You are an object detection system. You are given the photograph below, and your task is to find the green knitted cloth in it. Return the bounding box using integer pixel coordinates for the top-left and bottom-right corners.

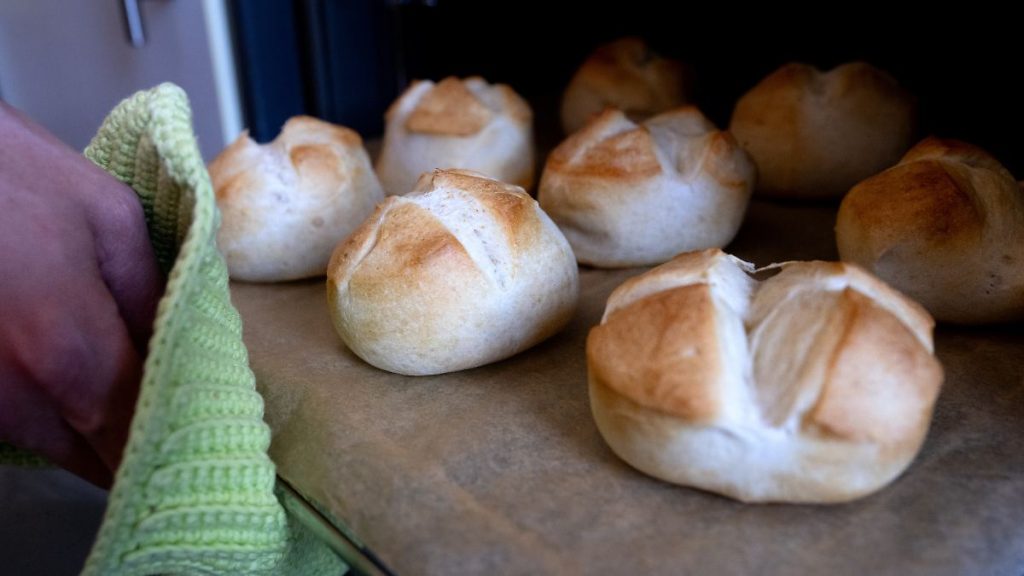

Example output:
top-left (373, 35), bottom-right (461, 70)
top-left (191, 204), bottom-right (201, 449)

top-left (72, 84), bottom-right (345, 575)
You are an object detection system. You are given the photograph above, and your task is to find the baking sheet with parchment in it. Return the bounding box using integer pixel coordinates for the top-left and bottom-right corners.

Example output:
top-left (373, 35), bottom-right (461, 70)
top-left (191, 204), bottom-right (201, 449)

top-left (232, 200), bottom-right (1024, 576)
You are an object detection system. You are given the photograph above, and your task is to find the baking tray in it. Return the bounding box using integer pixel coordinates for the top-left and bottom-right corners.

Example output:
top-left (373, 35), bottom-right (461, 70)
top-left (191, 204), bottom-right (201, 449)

top-left (232, 199), bottom-right (1024, 575)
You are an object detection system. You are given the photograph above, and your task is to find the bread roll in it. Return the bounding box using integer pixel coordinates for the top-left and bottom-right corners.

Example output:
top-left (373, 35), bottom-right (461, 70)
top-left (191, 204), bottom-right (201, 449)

top-left (210, 116), bottom-right (384, 282)
top-left (837, 138), bottom-right (1024, 324)
top-left (587, 249), bottom-right (943, 503)
top-left (561, 37), bottom-right (691, 135)
top-left (327, 169), bottom-right (578, 376)
top-left (375, 76), bottom-right (534, 195)
top-left (729, 62), bottom-right (916, 199)
top-left (539, 107), bottom-right (754, 268)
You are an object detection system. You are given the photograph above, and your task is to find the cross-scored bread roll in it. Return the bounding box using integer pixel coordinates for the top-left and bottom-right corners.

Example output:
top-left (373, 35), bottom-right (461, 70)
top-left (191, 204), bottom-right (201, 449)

top-left (375, 76), bottom-right (534, 195)
top-left (210, 116), bottom-right (384, 282)
top-left (327, 169), bottom-right (578, 376)
top-left (561, 37), bottom-right (691, 135)
top-left (539, 107), bottom-right (755, 268)
top-left (837, 138), bottom-right (1024, 324)
top-left (587, 249), bottom-right (943, 503)
top-left (729, 62), bottom-right (916, 199)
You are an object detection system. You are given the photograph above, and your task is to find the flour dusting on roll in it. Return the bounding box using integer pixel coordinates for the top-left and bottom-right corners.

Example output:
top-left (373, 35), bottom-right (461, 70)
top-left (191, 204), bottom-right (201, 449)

top-left (587, 249), bottom-right (943, 503)
top-left (328, 169), bottom-right (578, 376)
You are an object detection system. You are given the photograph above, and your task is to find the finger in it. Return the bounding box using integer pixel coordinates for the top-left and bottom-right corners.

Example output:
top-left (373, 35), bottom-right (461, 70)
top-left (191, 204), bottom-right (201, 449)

top-left (58, 271), bottom-right (144, 473)
top-left (88, 184), bottom-right (165, 355)
top-left (0, 363), bottom-right (112, 488)
top-left (10, 266), bottom-right (143, 475)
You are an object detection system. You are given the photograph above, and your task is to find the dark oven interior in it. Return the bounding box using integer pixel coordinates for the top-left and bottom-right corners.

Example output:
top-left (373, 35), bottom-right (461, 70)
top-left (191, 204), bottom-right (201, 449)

top-left (231, 1), bottom-right (1023, 175)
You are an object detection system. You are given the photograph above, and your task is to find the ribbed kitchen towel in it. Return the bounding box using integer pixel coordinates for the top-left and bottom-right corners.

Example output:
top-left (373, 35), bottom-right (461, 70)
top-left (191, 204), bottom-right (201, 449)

top-left (73, 83), bottom-right (344, 576)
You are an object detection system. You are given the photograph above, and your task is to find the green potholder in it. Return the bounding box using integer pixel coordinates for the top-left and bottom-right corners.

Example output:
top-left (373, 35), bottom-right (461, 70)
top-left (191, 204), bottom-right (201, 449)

top-left (76, 84), bottom-right (344, 576)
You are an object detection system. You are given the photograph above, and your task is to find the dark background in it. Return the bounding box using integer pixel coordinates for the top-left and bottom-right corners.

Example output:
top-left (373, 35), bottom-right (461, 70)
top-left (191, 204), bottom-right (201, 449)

top-left (231, 0), bottom-right (1022, 175)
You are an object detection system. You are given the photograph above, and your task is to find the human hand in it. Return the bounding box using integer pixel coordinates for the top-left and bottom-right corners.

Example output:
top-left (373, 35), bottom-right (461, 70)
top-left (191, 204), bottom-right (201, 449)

top-left (0, 101), bottom-right (164, 487)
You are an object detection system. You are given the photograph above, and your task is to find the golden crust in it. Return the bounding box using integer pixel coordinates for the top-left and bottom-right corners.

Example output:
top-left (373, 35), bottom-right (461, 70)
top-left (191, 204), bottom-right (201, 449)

top-left (546, 109), bottom-right (662, 180)
top-left (326, 199), bottom-right (393, 286)
top-left (377, 77), bottom-right (535, 195)
top-left (327, 169), bottom-right (578, 375)
top-left (209, 115), bottom-right (383, 281)
top-left (729, 61), bottom-right (916, 198)
top-left (836, 136), bottom-right (1024, 323)
top-left (281, 115), bottom-right (363, 148)
top-left (900, 136), bottom-right (1011, 176)
top-left (405, 77), bottom-right (492, 136)
top-left (602, 248), bottom-right (733, 316)
top-left (346, 202), bottom-right (476, 304)
top-left (588, 251), bottom-right (941, 442)
top-left (809, 289), bottom-right (943, 444)
top-left (496, 83), bottom-right (533, 124)
top-left (211, 116), bottom-right (364, 204)
top-left (564, 37), bottom-right (687, 127)
top-left (840, 158), bottom-right (983, 259)
top-left (588, 284), bottom-right (722, 422)
top-left (415, 169), bottom-right (543, 254)
top-left (586, 38), bottom-right (684, 106)
top-left (586, 250), bottom-right (944, 503)
top-left (757, 260), bottom-right (937, 349)
top-left (539, 106), bottom-right (754, 268)
top-left (209, 131), bottom-right (255, 199)
top-left (698, 131), bottom-right (755, 189)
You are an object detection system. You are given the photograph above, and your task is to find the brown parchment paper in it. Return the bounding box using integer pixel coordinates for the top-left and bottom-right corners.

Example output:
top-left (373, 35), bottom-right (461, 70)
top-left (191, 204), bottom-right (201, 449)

top-left (232, 200), bottom-right (1024, 576)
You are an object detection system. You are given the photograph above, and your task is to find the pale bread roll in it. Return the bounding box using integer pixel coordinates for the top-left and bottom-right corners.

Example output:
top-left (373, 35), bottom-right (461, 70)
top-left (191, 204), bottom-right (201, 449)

top-left (837, 137), bottom-right (1024, 324)
top-left (539, 107), bottom-right (755, 268)
top-left (561, 37), bottom-right (691, 135)
top-left (588, 249), bottom-right (943, 503)
top-left (730, 62), bottom-right (916, 198)
top-left (375, 76), bottom-right (534, 195)
top-left (327, 169), bottom-right (578, 376)
top-left (210, 116), bottom-right (384, 282)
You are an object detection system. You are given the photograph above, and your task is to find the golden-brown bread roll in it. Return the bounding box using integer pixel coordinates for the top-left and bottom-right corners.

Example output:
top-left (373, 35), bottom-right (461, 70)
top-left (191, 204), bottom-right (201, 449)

top-left (729, 62), bottom-right (916, 199)
top-left (539, 107), bottom-right (755, 268)
top-left (327, 169), bottom-right (578, 376)
top-left (836, 138), bottom-right (1024, 324)
top-left (587, 249), bottom-right (943, 503)
top-left (561, 37), bottom-right (691, 135)
top-left (375, 76), bottom-right (534, 195)
top-left (209, 116), bottom-right (384, 282)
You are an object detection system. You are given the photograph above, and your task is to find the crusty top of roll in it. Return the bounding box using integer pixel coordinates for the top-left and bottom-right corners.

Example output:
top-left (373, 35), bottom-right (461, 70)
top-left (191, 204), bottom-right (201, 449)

top-left (404, 77), bottom-right (491, 135)
top-left (589, 249), bottom-right (939, 443)
top-left (547, 107), bottom-right (749, 187)
top-left (388, 76), bottom-right (532, 137)
top-left (574, 37), bottom-right (685, 110)
top-left (846, 137), bottom-right (1017, 240)
top-left (836, 137), bottom-right (1024, 323)
top-left (729, 61), bottom-right (916, 198)
top-left (839, 138), bottom-right (1002, 252)
top-left (587, 249), bottom-right (942, 502)
top-left (748, 61), bottom-right (909, 104)
top-left (376, 76), bottom-right (536, 195)
top-left (211, 115), bottom-right (364, 205)
top-left (539, 107), bottom-right (754, 268)
top-left (561, 37), bottom-right (688, 133)
top-left (327, 168), bottom-right (578, 375)
top-left (329, 169), bottom-right (547, 295)
top-left (209, 115), bottom-right (383, 281)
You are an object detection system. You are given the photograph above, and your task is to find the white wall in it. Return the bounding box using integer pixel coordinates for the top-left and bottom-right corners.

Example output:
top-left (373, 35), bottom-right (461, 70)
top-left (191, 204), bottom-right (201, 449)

top-left (0, 0), bottom-right (241, 161)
